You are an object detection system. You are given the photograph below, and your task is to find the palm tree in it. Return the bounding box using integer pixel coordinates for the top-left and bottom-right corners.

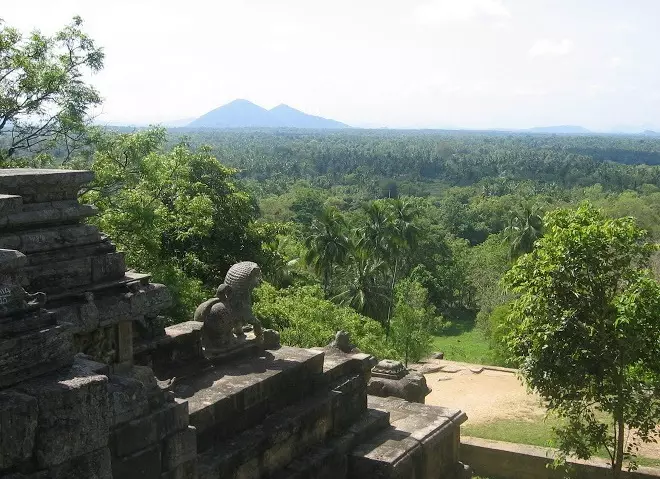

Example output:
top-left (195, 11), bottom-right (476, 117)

top-left (503, 204), bottom-right (543, 259)
top-left (304, 206), bottom-right (350, 295)
top-left (332, 250), bottom-right (389, 322)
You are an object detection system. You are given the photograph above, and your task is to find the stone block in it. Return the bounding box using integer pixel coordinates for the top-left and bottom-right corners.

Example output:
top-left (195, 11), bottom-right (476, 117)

top-left (0, 194), bottom-right (23, 216)
top-left (107, 374), bottom-right (150, 427)
top-left (91, 252), bottom-right (126, 283)
top-left (0, 324), bottom-right (74, 388)
top-left (18, 367), bottom-right (110, 467)
top-left (0, 248), bottom-right (27, 273)
top-left (0, 390), bottom-right (38, 470)
top-left (53, 296), bottom-right (100, 334)
top-left (0, 169), bottom-right (94, 203)
top-left (162, 426), bottom-right (197, 471)
top-left (48, 447), bottom-right (112, 479)
top-left (15, 224), bottom-right (102, 254)
top-left (117, 320), bottom-right (133, 363)
top-left (113, 400), bottom-right (189, 457)
top-left (111, 444), bottom-right (162, 479)
top-left (24, 256), bottom-right (92, 294)
top-left (161, 458), bottom-right (198, 479)
top-left (0, 275), bottom-right (28, 318)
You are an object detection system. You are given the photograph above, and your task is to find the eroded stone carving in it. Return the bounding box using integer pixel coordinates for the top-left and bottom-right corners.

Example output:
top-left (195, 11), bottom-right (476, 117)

top-left (194, 284), bottom-right (237, 357)
top-left (326, 330), bottom-right (361, 354)
top-left (368, 359), bottom-right (432, 404)
top-left (223, 261), bottom-right (264, 342)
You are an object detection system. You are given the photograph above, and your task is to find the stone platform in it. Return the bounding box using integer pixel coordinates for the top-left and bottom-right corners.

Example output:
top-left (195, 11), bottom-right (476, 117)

top-left (0, 168), bottom-right (469, 479)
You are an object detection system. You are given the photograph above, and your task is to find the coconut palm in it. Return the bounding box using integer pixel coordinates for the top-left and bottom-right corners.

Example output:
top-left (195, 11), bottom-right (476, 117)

top-left (304, 206), bottom-right (350, 295)
top-left (503, 204), bottom-right (544, 259)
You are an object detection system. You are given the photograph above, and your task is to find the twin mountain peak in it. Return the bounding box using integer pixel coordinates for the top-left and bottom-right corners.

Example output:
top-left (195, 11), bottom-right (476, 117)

top-left (187, 99), bottom-right (349, 129)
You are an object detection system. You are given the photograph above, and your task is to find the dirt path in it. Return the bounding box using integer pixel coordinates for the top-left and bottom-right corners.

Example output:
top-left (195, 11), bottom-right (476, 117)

top-left (419, 360), bottom-right (545, 424)
top-left (416, 359), bottom-right (660, 459)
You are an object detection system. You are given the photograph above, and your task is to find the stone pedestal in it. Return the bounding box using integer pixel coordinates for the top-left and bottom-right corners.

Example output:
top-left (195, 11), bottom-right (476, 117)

top-left (367, 359), bottom-right (432, 404)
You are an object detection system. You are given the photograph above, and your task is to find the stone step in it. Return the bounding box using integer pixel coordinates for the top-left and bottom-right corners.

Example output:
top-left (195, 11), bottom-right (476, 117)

top-left (269, 408), bottom-right (391, 479)
top-left (0, 203), bottom-right (98, 231)
top-left (197, 377), bottom-right (381, 479)
top-left (168, 346), bottom-right (324, 451)
top-left (347, 396), bottom-right (468, 479)
top-left (0, 224), bottom-right (104, 254)
top-left (47, 272), bottom-right (152, 303)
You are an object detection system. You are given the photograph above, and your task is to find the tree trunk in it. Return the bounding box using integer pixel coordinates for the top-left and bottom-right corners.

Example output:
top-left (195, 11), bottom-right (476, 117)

top-left (613, 414), bottom-right (625, 479)
top-left (385, 258), bottom-right (398, 339)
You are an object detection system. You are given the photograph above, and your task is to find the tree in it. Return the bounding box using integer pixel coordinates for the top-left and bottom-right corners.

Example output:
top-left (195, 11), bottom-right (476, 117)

top-left (502, 203), bottom-right (543, 259)
top-left (0, 17), bottom-right (104, 164)
top-left (79, 127), bottom-right (280, 320)
top-left (389, 279), bottom-right (435, 366)
top-left (304, 206), bottom-right (350, 294)
top-left (503, 204), bottom-right (660, 477)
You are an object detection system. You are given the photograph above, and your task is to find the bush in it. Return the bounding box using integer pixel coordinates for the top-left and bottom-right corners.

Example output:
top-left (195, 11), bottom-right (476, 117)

top-left (253, 283), bottom-right (395, 359)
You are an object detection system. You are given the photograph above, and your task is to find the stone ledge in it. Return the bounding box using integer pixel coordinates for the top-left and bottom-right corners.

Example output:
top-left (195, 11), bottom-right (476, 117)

top-left (461, 436), bottom-right (660, 479)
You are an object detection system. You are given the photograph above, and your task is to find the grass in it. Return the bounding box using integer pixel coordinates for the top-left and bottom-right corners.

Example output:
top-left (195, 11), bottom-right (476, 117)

top-left (464, 417), bottom-right (660, 469)
top-left (431, 318), bottom-right (498, 366)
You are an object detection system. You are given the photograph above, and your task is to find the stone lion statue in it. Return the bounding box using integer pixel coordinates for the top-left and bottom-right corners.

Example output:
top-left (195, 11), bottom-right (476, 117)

top-left (223, 261), bottom-right (264, 343)
top-left (194, 284), bottom-right (236, 358)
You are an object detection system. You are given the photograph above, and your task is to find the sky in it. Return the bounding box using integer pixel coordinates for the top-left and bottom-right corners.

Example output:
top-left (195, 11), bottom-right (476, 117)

top-left (3, 0), bottom-right (660, 131)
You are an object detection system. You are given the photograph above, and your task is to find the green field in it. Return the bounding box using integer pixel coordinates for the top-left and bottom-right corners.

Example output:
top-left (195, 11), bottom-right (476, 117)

top-left (431, 320), bottom-right (497, 366)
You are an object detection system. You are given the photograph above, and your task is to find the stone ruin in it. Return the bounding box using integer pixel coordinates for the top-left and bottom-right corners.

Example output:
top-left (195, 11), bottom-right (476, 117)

top-left (367, 359), bottom-right (432, 404)
top-left (0, 168), bottom-right (471, 479)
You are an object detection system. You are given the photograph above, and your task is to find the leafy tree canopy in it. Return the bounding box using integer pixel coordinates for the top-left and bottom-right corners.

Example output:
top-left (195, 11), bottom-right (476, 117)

top-left (504, 204), bottom-right (660, 476)
top-left (0, 16), bottom-right (103, 164)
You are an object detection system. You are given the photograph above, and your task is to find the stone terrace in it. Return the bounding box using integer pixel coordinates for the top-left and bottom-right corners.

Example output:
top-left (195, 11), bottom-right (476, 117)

top-left (0, 168), bottom-right (469, 479)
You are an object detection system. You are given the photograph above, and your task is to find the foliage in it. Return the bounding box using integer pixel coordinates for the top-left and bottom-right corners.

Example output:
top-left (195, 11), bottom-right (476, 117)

top-left (0, 17), bottom-right (103, 164)
top-left (389, 279), bottom-right (437, 366)
top-left (253, 282), bottom-right (395, 359)
top-left (503, 204), bottom-right (660, 477)
top-left (78, 127), bottom-right (283, 320)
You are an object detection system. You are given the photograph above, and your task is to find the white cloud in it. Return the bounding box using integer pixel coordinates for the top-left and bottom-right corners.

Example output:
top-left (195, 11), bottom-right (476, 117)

top-left (608, 56), bottom-right (623, 68)
top-left (414, 0), bottom-right (511, 25)
top-left (529, 39), bottom-right (573, 58)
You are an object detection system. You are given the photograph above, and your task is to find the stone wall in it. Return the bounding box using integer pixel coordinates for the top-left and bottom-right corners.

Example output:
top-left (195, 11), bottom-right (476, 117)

top-left (462, 436), bottom-right (660, 479)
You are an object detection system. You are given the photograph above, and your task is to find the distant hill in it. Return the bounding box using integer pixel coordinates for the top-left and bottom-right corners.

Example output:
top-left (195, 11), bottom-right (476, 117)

top-left (526, 125), bottom-right (591, 134)
top-left (187, 99), bottom-right (349, 129)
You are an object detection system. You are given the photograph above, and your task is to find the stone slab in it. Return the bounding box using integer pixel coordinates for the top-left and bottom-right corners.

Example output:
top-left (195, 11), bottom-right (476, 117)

top-left (17, 365), bottom-right (110, 467)
top-left (171, 346), bottom-right (324, 448)
top-left (0, 169), bottom-right (94, 203)
top-left (111, 444), bottom-right (162, 479)
top-left (0, 324), bottom-right (74, 388)
top-left (348, 396), bottom-right (467, 479)
top-left (0, 224), bottom-right (103, 254)
top-left (48, 447), bottom-right (112, 479)
top-left (0, 390), bottom-right (38, 470)
top-left (162, 426), bottom-right (197, 471)
top-left (0, 248), bottom-right (27, 272)
top-left (0, 194), bottom-right (23, 215)
top-left (0, 204), bottom-right (97, 230)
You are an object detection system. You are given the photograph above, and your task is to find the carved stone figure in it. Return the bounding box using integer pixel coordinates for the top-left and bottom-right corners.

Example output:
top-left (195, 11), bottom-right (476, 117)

top-left (326, 330), bottom-right (361, 354)
top-left (194, 284), bottom-right (237, 358)
top-left (367, 359), bottom-right (432, 404)
top-left (223, 261), bottom-right (264, 342)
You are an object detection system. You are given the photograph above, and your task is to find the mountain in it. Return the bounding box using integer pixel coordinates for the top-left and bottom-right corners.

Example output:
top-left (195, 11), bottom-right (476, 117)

top-left (526, 125), bottom-right (591, 134)
top-left (187, 100), bottom-right (349, 129)
top-left (268, 104), bottom-right (348, 129)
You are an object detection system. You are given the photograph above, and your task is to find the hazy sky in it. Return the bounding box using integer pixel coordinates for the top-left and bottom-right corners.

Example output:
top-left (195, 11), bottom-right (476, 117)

top-left (4, 0), bottom-right (660, 130)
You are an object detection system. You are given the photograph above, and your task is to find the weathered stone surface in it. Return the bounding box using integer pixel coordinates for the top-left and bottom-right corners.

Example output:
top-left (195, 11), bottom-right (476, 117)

top-left (0, 310), bottom-right (54, 336)
top-left (0, 169), bottom-right (94, 203)
top-left (48, 447), bottom-right (112, 479)
top-left (0, 224), bottom-right (103, 254)
top-left (367, 370), bottom-right (432, 404)
top-left (112, 444), bottom-right (162, 479)
top-left (349, 396), bottom-right (467, 479)
top-left (162, 426), bottom-right (197, 471)
top-left (0, 248), bottom-right (27, 272)
top-left (161, 458), bottom-right (198, 479)
top-left (112, 400), bottom-right (189, 457)
top-left (18, 366), bottom-right (110, 467)
top-left (0, 194), bottom-right (23, 216)
top-left (176, 346), bottom-right (324, 447)
top-left (0, 390), bottom-right (38, 470)
top-left (91, 252), bottom-right (126, 283)
top-left (263, 328), bottom-right (281, 350)
top-left (0, 324), bottom-right (74, 388)
top-left (107, 374), bottom-right (150, 427)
